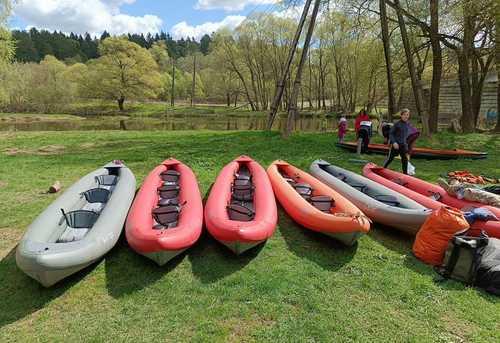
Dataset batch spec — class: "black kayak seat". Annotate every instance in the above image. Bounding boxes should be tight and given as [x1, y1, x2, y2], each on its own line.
[152, 205, 180, 229]
[82, 188, 110, 204]
[227, 203, 255, 222]
[373, 194, 401, 207]
[310, 195, 334, 212]
[61, 209, 98, 229]
[95, 175, 118, 187]
[158, 197, 179, 207]
[347, 181, 368, 193]
[158, 184, 180, 199]
[160, 170, 181, 183]
[335, 172, 349, 182]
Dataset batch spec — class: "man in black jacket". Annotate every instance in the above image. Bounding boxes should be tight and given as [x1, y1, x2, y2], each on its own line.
[383, 109, 410, 174]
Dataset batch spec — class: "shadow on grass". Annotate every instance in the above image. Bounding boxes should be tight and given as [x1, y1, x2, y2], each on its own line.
[369, 225, 500, 302]
[278, 209, 358, 271]
[0, 245, 97, 329]
[188, 230, 264, 284]
[104, 234, 185, 298]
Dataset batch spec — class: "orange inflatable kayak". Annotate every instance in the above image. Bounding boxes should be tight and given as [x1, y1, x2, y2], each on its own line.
[267, 160, 370, 246]
[126, 159, 203, 265]
[204, 156, 277, 254]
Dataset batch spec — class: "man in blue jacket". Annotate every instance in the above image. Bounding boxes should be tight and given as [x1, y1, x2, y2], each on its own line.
[383, 109, 410, 174]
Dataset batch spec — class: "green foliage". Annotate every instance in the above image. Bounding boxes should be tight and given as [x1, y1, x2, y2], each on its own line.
[149, 40, 170, 72]
[86, 37, 162, 110]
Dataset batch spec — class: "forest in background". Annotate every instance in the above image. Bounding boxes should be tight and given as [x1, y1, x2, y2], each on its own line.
[0, 0, 498, 135]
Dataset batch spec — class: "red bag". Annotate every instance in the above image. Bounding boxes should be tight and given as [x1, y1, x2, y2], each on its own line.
[413, 207, 470, 265]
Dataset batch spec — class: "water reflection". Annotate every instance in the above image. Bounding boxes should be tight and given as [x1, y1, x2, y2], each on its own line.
[0, 115, 340, 132]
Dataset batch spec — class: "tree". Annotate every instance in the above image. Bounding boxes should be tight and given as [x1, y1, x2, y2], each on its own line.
[285, 0, 322, 137]
[496, 0, 500, 132]
[149, 40, 170, 72]
[0, 0, 14, 103]
[200, 34, 211, 55]
[267, 0, 313, 129]
[428, 0, 442, 134]
[88, 37, 162, 111]
[379, 0, 396, 121]
[393, 0, 430, 136]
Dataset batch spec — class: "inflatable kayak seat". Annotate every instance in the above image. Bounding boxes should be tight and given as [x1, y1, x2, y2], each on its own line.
[235, 166, 252, 180]
[235, 173, 251, 181]
[158, 197, 179, 207]
[234, 178, 252, 187]
[227, 203, 255, 221]
[95, 175, 118, 187]
[294, 183, 313, 200]
[160, 170, 181, 183]
[152, 205, 180, 229]
[232, 183, 254, 202]
[310, 195, 334, 212]
[335, 173, 348, 182]
[394, 178, 409, 187]
[346, 180, 368, 193]
[373, 194, 401, 207]
[158, 184, 180, 199]
[82, 188, 110, 204]
[58, 209, 98, 243]
[61, 209, 99, 229]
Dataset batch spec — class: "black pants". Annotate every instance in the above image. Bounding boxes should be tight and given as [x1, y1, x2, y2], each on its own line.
[357, 129, 370, 153]
[384, 144, 408, 174]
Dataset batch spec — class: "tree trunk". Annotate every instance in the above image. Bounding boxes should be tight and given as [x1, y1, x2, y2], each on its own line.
[284, 0, 322, 137]
[267, 0, 313, 129]
[394, 0, 430, 135]
[171, 59, 175, 107]
[496, 0, 500, 132]
[118, 96, 125, 111]
[459, 6, 475, 133]
[379, 0, 396, 121]
[428, 0, 442, 133]
[191, 54, 196, 107]
[457, 53, 474, 132]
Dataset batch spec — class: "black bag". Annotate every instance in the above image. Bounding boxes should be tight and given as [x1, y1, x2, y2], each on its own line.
[438, 232, 489, 285]
[476, 238, 500, 295]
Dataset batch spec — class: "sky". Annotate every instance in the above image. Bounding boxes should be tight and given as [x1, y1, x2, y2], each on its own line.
[8, 0, 296, 40]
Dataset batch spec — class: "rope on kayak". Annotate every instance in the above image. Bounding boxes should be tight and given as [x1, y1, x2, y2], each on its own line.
[332, 212, 372, 225]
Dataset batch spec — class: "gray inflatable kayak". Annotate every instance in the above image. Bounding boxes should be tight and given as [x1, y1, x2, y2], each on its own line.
[16, 161, 136, 287]
[310, 160, 430, 235]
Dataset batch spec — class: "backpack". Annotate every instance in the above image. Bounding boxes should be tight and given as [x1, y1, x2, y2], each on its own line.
[437, 232, 489, 285]
[413, 207, 470, 266]
[476, 238, 500, 295]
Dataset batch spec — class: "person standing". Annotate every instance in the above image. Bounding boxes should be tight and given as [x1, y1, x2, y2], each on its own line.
[383, 109, 411, 174]
[338, 116, 347, 143]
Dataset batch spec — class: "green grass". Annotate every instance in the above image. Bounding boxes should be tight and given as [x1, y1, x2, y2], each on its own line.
[0, 130, 499, 342]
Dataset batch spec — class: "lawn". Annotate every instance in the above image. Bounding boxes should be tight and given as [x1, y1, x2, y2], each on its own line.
[0, 130, 499, 342]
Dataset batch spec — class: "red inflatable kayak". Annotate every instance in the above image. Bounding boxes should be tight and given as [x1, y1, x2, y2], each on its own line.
[363, 163, 500, 238]
[337, 142, 487, 160]
[126, 158, 203, 265]
[267, 160, 370, 246]
[204, 156, 277, 254]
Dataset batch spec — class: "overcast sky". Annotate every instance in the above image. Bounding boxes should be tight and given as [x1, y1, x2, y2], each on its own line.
[9, 0, 294, 40]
